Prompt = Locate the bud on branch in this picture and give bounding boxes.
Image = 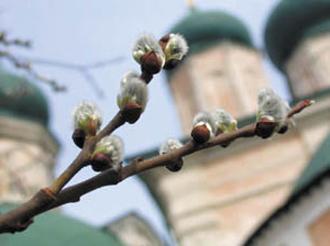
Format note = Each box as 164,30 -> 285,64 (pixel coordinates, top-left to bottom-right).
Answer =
191,112 -> 217,144
0,31 -> 315,236
133,34 -> 165,74
72,101 -> 102,147
159,138 -> 184,172
117,71 -> 148,123
91,135 -> 124,172
159,33 -> 189,69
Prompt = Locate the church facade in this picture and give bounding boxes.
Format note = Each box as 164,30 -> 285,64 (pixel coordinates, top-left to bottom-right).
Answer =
139,1 -> 330,245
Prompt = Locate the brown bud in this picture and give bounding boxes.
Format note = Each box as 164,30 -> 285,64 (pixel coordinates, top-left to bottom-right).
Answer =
72,128 -> 86,148
140,51 -> 163,74
121,102 -> 143,124
165,158 -> 183,172
191,124 -> 211,144
255,118 -> 277,139
164,59 -> 180,70
91,153 -> 112,172
278,124 -> 288,134
159,34 -> 170,50
159,34 -> 182,70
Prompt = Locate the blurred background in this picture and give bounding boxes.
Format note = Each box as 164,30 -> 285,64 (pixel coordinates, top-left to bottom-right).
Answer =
1,0 -> 330,245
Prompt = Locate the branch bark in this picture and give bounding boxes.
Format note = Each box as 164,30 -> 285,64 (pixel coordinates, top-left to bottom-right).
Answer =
0,113 -> 126,233
49,111 -> 125,194
0,99 -> 312,234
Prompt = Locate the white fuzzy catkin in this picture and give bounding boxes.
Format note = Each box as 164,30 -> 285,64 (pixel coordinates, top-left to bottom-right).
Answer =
72,101 -> 102,130
132,34 -> 165,66
120,71 -> 140,87
159,138 -> 183,155
212,109 -> 237,133
165,33 -> 189,61
257,88 -> 290,125
192,112 -> 217,136
95,135 -> 124,165
117,72 -> 148,111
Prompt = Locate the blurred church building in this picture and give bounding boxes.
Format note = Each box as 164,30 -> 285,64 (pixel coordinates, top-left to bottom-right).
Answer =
1,0 -> 330,245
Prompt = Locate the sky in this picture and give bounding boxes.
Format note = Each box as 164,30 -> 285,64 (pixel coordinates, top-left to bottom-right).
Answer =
0,0 -> 287,243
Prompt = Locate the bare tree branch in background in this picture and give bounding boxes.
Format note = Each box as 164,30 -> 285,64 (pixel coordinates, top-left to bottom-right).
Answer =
0,31 -> 124,95
29,56 -> 125,97
0,32 -> 31,48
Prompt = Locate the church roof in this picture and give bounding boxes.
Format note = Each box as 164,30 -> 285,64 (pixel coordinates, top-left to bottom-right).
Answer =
0,69 -> 49,126
104,212 -> 164,246
0,204 -> 123,246
265,0 -> 330,71
244,132 -> 330,245
170,10 -> 253,55
293,133 -> 330,195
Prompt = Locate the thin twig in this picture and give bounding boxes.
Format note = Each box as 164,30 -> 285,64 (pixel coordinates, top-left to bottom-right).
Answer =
0,32 -> 31,48
0,31 -> 125,94
0,50 -> 66,92
29,56 -> 125,97
49,111 -> 125,194
30,57 -> 125,70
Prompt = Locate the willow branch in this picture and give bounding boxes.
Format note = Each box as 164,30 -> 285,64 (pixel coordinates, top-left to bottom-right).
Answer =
0,29 -> 315,234
49,111 -> 125,194
50,125 -> 255,207
0,65 -> 152,233
0,112 -> 126,234
0,99 -> 312,234
42,99 -> 313,211
0,112 -> 127,234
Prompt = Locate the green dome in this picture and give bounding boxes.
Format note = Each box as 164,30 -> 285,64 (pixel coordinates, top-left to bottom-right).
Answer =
0,69 -> 49,126
265,0 -> 330,71
170,10 -> 253,54
0,204 -> 123,246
